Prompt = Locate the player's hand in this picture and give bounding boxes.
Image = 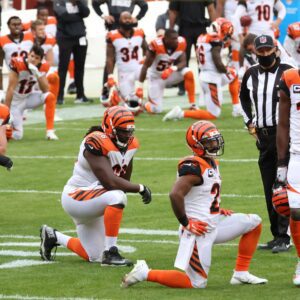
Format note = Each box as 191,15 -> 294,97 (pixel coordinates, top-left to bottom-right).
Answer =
5,124 -> 13,140
161,66 -> 177,80
107,74 -> 116,88
276,166 -> 287,185
0,155 -> 13,171
139,185 -> 152,204
185,219 -> 208,236
28,63 -> 42,78
103,15 -> 115,24
135,82 -> 144,99
220,208 -> 234,216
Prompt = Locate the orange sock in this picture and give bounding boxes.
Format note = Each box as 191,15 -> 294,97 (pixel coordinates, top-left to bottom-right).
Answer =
47,72 -> 60,99
235,223 -> 262,271
290,218 -> 300,257
147,270 -> 193,288
104,206 -> 123,237
67,237 -> 89,261
44,92 -> 56,130
184,71 -> 195,104
184,109 -> 216,120
229,76 -> 239,105
68,59 -> 75,79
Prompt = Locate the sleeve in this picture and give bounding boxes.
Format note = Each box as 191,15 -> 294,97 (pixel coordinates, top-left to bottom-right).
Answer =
106,32 -> 112,44
84,134 -> 104,156
53,0 -> 82,22
279,75 -> 290,98
239,68 -> 253,126
92,0 -> 105,17
274,0 -> 286,21
77,0 -> 90,18
210,39 -> 223,48
178,160 -> 202,177
155,14 -> 166,31
135,0 -> 148,20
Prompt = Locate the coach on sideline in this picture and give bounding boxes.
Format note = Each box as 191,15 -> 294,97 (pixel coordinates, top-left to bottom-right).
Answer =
240,35 -> 293,253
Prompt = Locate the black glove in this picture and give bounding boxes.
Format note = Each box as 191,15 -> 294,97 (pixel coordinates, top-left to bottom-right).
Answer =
0,155 -> 13,170
139,185 -> 152,204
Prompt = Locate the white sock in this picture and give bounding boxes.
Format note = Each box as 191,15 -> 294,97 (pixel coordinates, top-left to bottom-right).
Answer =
233,270 -> 249,276
105,236 -> 117,250
56,231 -> 71,247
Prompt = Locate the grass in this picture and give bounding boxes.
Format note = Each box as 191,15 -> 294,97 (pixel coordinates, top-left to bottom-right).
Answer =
0,100 -> 297,300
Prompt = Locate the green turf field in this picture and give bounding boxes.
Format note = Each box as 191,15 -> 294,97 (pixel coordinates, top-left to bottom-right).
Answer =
0,101 -> 298,300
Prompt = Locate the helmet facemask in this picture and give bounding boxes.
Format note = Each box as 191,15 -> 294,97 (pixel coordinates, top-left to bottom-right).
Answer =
199,134 -> 224,157
112,122 -> 135,150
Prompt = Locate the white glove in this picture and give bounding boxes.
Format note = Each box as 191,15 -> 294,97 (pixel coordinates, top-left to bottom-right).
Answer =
28,63 -> 42,79
276,166 -> 287,184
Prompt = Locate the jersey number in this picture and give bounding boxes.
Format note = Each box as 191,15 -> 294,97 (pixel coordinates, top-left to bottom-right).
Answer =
210,183 -> 220,214
113,164 -> 127,177
120,46 -> 139,62
18,79 -> 36,94
197,45 -> 205,65
256,5 -> 271,21
11,51 -> 28,59
156,60 -> 171,72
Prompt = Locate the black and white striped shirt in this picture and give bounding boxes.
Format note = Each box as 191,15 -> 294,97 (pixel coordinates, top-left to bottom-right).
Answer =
240,59 -> 293,128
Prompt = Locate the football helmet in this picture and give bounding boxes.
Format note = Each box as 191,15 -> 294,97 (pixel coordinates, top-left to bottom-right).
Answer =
272,184 -> 290,217
0,103 -> 10,125
186,121 -> 224,157
102,106 -> 135,149
124,94 -> 143,116
208,17 -> 234,41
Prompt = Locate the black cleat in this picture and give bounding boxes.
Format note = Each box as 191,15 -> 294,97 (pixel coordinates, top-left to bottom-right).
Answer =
101,246 -> 133,267
257,239 -> 278,250
67,81 -> 77,94
272,239 -> 292,253
40,225 -> 58,261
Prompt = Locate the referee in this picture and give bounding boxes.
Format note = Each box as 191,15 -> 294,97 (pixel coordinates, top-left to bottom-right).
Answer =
240,35 -> 293,253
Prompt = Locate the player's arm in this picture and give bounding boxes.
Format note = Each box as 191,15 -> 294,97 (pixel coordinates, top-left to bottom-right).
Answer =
216,0 -> 225,18
134,0 -> 148,22
0,46 -> 4,90
272,0 -> 286,29
105,40 -> 116,75
45,48 -> 54,66
37,75 -> 49,93
0,125 -> 7,155
139,49 -> 155,83
207,2 -> 217,21
4,71 -> 18,109
175,52 -> 187,71
168,3 -> 179,30
211,45 -> 227,73
234,0 -> 247,20
141,37 -> 148,57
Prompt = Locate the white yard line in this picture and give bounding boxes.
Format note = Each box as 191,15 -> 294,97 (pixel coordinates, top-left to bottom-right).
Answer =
0,295 -> 97,300
0,260 -> 53,269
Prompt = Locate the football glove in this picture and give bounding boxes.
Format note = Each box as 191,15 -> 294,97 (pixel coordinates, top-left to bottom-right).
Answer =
220,208 -> 234,216
107,74 -> 116,88
185,219 -> 208,236
161,66 -> 177,80
0,154 -> 13,170
28,63 -> 42,79
139,184 -> 152,204
276,166 -> 287,185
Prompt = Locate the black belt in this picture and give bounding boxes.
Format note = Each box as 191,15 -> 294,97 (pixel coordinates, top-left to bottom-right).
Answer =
256,126 -> 277,136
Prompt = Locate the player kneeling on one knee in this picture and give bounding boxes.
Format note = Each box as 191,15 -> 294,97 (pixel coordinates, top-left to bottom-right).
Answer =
122,120 -> 267,288
40,106 -> 152,266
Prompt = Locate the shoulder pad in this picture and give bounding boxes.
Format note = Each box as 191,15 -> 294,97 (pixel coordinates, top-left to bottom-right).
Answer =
127,137 -> 139,150
84,131 -> 116,156
178,156 -> 209,177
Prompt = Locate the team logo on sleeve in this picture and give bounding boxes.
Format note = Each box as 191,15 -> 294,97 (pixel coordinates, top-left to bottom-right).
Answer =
293,85 -> 300,93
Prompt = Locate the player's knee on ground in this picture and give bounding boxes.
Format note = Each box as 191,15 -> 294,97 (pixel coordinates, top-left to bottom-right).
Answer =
144,101 -> 163,114
189,276 -> 207,289
12,129 -> 23,140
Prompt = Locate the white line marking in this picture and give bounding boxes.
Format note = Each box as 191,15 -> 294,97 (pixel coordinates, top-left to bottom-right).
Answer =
0,259 -> 53,269
10,155 -> 256,162
0,189 -> 263,198
0,295 -> 97,300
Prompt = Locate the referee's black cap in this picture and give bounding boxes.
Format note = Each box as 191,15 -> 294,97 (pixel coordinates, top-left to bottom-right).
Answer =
254,35 -> 275,50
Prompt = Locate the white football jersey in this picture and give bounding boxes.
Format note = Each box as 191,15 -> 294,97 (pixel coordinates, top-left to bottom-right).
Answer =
224,0 -> 242,36
284,22 -> 300,68
177,156 -> 221,227
66,131 -> 139,188
148,36 -> 186,78
107,28 -> 145,72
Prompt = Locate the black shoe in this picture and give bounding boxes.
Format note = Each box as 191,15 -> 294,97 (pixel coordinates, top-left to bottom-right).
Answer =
177,89 -> 185,96
74,95 -> 94,104
257,239 -> 278,250
101,246 -> 133,266
57,98 -> 64,105
40,225 -> 58,261
67,81 -> 77,94
272,239 -> 292,253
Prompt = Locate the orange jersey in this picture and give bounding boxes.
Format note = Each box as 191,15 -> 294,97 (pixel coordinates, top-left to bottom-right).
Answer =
148,36 -> 186,77
0,32 -> 33,67
107,28 -> 145,72
27,32 -> 56,55
10,57 -> 49,97
177,155 -> 221,226
66,130 -> 139,188
22,16 -> 57,37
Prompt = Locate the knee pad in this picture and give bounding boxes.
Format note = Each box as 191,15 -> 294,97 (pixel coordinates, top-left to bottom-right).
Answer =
181,67 -> 192,77
112,190 -> 127,207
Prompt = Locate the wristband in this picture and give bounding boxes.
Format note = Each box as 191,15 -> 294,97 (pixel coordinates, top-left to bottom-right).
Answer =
137,81 -> 143,88
139,184 -> 144,193
108,74 -> 114,79
171,66 -> 178,72
178,215 -> 189,227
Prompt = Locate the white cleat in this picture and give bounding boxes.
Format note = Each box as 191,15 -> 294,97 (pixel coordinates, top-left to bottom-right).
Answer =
230,272 -> 268,285
46,129 -> 59,140
293,262 -> 300,286
232,104 -> 243,118
121,260 -> 149,288
162,106 -> 183,122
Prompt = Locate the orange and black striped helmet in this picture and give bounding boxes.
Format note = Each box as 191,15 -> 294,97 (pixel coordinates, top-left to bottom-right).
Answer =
186,121 -> 224,157
272,185 -> 290,217
102,106 -> 135,149
0,104 -> 10,125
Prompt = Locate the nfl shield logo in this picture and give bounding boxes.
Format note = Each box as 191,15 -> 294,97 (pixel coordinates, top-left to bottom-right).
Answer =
260,36 -> 267,44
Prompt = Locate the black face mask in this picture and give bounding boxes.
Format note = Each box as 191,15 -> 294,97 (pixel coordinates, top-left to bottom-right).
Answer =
120,22 -> 135,30
256,52 -> 276,68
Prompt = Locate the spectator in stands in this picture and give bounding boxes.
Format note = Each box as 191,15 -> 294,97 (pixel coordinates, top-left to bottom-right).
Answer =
92,0 -> 148,101
53,0 -> 92,104
169,0 -> 216,96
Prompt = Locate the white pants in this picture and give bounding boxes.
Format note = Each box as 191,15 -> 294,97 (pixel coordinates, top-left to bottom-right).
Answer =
176,213 -> 261,288
61,183 -> 127,262
287,154 -> 300,209
11,92 -> 48,140
147,67 -> 190,113
118,66 -> 142,99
